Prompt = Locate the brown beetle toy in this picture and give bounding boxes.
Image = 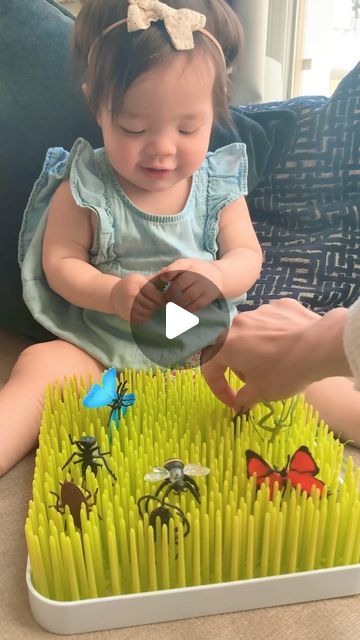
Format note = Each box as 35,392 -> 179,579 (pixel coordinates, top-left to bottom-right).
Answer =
49,481 -> 99,529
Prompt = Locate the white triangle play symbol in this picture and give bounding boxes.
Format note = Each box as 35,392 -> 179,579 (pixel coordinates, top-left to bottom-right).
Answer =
165,302 -> 199,340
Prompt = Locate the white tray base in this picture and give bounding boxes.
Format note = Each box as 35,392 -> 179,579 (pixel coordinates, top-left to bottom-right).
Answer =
26,559 -> 360,635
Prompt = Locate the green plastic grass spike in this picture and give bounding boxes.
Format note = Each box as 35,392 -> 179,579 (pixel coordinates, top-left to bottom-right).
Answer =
25,369 -> 360,600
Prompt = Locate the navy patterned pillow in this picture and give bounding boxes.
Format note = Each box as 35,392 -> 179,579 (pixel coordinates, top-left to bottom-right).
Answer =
243,62 -> 360,314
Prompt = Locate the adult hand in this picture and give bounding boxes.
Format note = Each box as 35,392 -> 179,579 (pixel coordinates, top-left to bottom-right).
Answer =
158,258 -> 223,312
110,273 -> 164,323
201,298 -> 349,412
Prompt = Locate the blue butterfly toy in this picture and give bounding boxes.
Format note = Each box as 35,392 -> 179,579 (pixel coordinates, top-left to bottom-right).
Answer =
82,368 -> 135,444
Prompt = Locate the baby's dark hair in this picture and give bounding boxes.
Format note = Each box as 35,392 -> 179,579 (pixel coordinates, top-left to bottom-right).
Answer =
72,0 -> 244,128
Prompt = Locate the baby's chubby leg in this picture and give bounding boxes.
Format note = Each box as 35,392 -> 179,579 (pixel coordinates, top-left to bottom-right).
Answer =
304,377 -> 360,447
0,339 -> 104,477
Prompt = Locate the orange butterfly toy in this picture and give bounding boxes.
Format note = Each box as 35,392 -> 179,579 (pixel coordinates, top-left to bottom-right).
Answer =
246,445 -> 327,498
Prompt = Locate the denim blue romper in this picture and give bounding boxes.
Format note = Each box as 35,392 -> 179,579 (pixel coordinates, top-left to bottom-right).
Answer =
18,138 -> 248,370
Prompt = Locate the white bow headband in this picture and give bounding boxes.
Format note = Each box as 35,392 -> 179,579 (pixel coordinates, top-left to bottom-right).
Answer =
87,0 -> 225,65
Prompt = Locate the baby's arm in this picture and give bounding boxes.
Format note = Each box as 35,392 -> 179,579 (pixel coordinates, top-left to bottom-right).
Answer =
214,196 -> 262,299
43,181 -> 119,312
43,181 -> 163,321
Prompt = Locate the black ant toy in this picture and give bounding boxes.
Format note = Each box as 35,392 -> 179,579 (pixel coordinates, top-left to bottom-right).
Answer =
62,434 -> 117,481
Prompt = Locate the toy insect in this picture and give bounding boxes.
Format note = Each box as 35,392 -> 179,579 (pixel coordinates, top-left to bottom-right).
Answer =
137,496 -> 190,541
153,277 -> 168,292
144,458 -> 210,503
62,434 -> 117,481
82,367 -> 135,444
246,445 -> 327,498
49,481 -> 99,529
234,397 -> 299,442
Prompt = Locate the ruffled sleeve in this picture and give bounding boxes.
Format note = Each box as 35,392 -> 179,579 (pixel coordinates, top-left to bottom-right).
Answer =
18,138 -> 114,267
204,142 -> 248,257
18,145 -> 71,266
18,138 -> 95,265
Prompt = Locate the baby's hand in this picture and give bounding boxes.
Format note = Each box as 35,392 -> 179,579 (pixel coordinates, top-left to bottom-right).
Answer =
158,258 -> 223,312
110,273 -> 164,323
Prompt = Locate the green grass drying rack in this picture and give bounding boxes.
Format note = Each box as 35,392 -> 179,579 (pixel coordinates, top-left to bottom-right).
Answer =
25,368 -> 360,634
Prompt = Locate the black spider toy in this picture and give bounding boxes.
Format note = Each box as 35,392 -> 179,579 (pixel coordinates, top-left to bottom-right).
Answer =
62,434 -> 117,481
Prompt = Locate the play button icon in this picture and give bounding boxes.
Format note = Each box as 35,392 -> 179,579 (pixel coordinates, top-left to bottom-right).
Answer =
130,270 -> 231,370
166,302 -> 199,339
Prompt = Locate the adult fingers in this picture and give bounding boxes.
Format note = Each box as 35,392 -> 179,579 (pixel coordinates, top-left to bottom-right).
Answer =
268,297 -> 319,320
233,384 -> 260,413
201,351 -> 242,407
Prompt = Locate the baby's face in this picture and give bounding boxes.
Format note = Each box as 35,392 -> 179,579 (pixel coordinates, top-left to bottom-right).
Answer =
97,53 -> 215,198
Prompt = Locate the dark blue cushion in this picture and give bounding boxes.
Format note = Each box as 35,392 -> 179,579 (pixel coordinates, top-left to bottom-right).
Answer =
243,62 -> 360,314
0,0 -> 102,338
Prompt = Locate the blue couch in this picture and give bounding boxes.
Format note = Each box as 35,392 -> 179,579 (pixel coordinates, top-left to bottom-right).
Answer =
1,0 -> 359,339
